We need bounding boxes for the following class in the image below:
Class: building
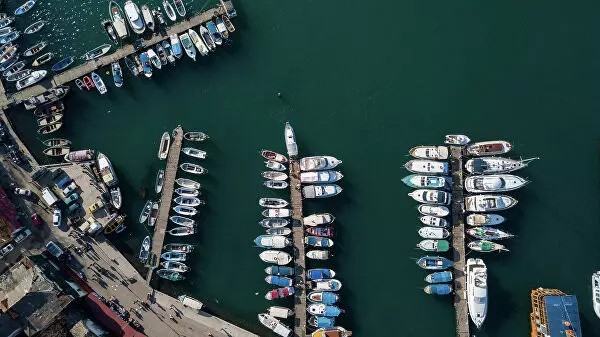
[0,184,19,242]
[530,288,582,337]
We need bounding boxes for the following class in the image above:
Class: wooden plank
[289,160,307,337]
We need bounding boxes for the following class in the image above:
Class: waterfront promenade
[289,159,307,337]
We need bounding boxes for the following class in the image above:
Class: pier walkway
[450,146,469,337]
[289,160,307,337]
[147,126,183,283]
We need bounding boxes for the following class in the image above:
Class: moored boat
[265,275,293,287]
[83,44,111,60]
[161,261,189,273]
[176,178,201,189]
[147,202,159,226]
[2,60,23,78]
[402,174,448,189]
[300,170,343,184]
[206,21,222,45]
[184,131,209,141]
[173,0,186,17]
[262,208,291,218]
[7,69,32,82]
[259,250,292,265]
[91,72,107,94]
[418,227,450,239]
[419,215,449,228]
[109,0,129,39]
[465,157,538,174]
[468,240,508,252]
[157,269,185,281]
[408,189,451,205]
[42,146,69,157]
[466,258,488,329]
[466,140,512,156]
[155,169,165,193]
[257,313,291,337]
[261,150,288,163]
[465,194,517,212]
[262,171,288,181]
[168,226,194,236]
[139,236,151,261]
[305,236,334,247]
[24,20,46,34]
[173,205,197,216]
[15,0,36,15]
[110,187,122,209]
[43,138,70,147]
[223,15,235,32]
[64,149,94,162]
[265,266,294,276]
[16,70,47,90]
[306,227,334,238]
[0,17,15,29]
[266,227,291,236]
[465,174,529,193]
[111,61,123,87]
[302,184,342,198]
[284,122,298,157]
[170,34,183,58]
[34,100,64,117]
[102,20,119,44]
[303,213,335,226]
[466,214,505,226]
[417,239,450,252]
[138,200,152,223]
[264,180,288,189]
[467,227,514,240]
[37,113,63,126]
[409,146,449,160]
[268,306,294,319]
[592,272,600,319]
[52,57,74,72]
[162,40,176,64]
[147,48,161,69]
[308,291,339,304]
[175,187,199,197]
[215,16,229,39]
[37,122,61,135]
[182,147,206,159]
[307,304,343,317]
[424,284,452,295]
[163,0,176,21]
[306,279,342,291]
[161,251,186,261]
[188,29,209,56]
[164,243,194,253]
[32,52,54,67]
[306,250,330,260]
[259,198,289,208]
[82,76,94,91]
[179,32,196,61]
[180,162,207,175]
[307,269,336,280]
[155,43,167,65]
[444,134,470,145]
[140,52,152,77]
[299,156,341,171]
[311,327,352,337]
[199,25,215,51]
[169,215,195,228]
[124,0,145,34]
[259,218,289,228]
[174,196,203,207]
[158,131,171,159]
[265,160,286,171]
[425,271,453,283]
[308,316,336,329]
[23,85,69,109]
[141,5,154,31]
[416,256,453,270]
[23,41,47,57]
[405,159,448,175]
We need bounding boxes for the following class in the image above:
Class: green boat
[402,174,448,189]
[157,269,185,281]
[468,240,508,253]
[417,239,450,252]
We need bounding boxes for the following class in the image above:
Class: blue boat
[265,266,294,276]
[254,235,290,249]
[139,52,152,78]
[206,21,223,46]
[0,31,19,45]
[402,174,448,189]
[307,279,342,291]
[416,256,453,270]
[424,284,452,295]
[111,61,123,88]
[425,271,453,283]
[307,304,343,317]
[161,251,186,261]
[15,0,36,15]
[265,275,293,287]
[170,34,183,58]
[161,40,176,64]
[307,269,335,280]
[0,57,18,72]
[305,236,334,248]
[51,57,74,72]
[307,291,339,304]
[308,316,335,329]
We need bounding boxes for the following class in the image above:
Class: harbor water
[6,0,600,335]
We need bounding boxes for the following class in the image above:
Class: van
[56,177,72,189]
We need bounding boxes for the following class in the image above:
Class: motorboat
[37,113,63,126]
[16,70,46,90]
[34,100,64,117]
[307,304,342,317]
[111,61,123,87]
[468,240,508,253]
[147,202,159,226]
[156,269,185,281]
[32,52,53,66]
[416,256,453,270]
[188,29,209,56]
[465,174,528,193]
[408,189,451,205]
[109,1,129,39]
[199,25,215,51]
[299,156,341,171]
[259,198,289,208]
[308,291,339,304]
[259,218,289,228]
[425,271,453,284]
[592,272,600,318]
[110,187,122,209]
[418,227,450,239]
[184,131,209,141]
[139,236,151,261]
[308,316,336,329]
[124,1,145,34]
[161,251,186,261]
[173,205,197,216]
[147,48,161,69]
[302,184,342,198]
[163,0,176,21]
[303,213,334,226]
[466,258,488,329]
[306,279,342,291]
[83,44,111,60]
[42,146,69,156]
[467,227,514,240]
[180,162,207,175]
[123,56,138,76]
[174,196,203,207]
[262,171,288,181]
[24,20,45,34]
[300,170,343,184]
[15,0,36,15]
[138,200,152,223]
[43,138,70,147]
[168,226,195,236]
[176,178,200,189]
[306,250,330,260]
[424,284,452,295]
[465,195,517,212]
[175,187,199,197]
[419,215,449,228]
[409,146,449,160]
[97,153,118,187]
[417,239,449,252]
[206,21,222,45]
[223,15,235,32]
[161,40,176,64]
[284,122,298,157]
[155,169,165,193]
[305,236,334,247]
[265,160,286,171]
[466,140,512,156]
[265,266,294,276]
[141,5,154,31]
[161,261,189,273]
[262,208,291,218]
[466,157,538,174]
[164,243,194,253]
[0,57,18,73]
[259,250,292,265]
[466,214,506,226]
[311,328,352,337]
[402,174,448,189]
[170,215,195,228]
[23,85,69,109]
[264,180,288,189]
[306,227,334,238]
[266,227,291,236]
[445,134,470,145]
[91,72,107,94]
[182,147,206,159]
[170,34,183,58]
[155,44,167,65]
[65,149,94,162]
[37,122,62,134]
[257,314,291,337]
[173,0,186,17]
[405,159,448,175]
[261,150,288,163]
[215,16,229,39]
[139,52,152,77]
[268,306,294,319]
[158,131,170,159]
[102,20,119,44]
[254,235,291,249]
[179,32,196,61]
[52,57,74,72]
[7,69,31,82]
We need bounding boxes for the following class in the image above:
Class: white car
[13,228,32,244]
[62,182,77,196]
[14,188,31,196]
[52,209,62,227]
[0,244,14,259]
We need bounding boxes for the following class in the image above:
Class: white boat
[124,1,145,34]
[466,140,512,156]
[408,189,451,205]
[266,227,292,236]
[445,134,470,145]
[593,272,600,319]
[255,235,290,249]
[409,146,449,160]
[179,32,196,61]
[259,198,289,208]
[109,1,129,38]
[162,0,176,21]
[259,218,289,228]
[175,187,199,197]
[465,195,517,212]
[417,205,450,217]
[170,215,195,228]
[16,70,47,90]
[264,180,288,189]
[299,156,342,171]
[180,162,207,175]
[168,226,195,236]
[466,157,538,175]
[178,295,203,310]
[258,313,291,337]
[155,169,164,193]
[262,171,288,181]
[268,306,294,319]
[303,213,335,227]
[419,215,448,228]
[174,196,203,207]
[110,187,122,209]
[173,205,197,216]
[161,261,189,273]
[188,29,209,56]
[302,184,342,199]
[266,161,286,171]
[147,202,159,226]
[262,208,291,218]
[300,170,343,184]
[97,152,118,187]
[176,178,201,189]
[158,131,170,159]
[418,227,450,239]
[259,250,292,265]
[404,160,448,175]
[183,131,209,141]
[141,5,154,31]
[466,214,505,226]
[147,48,161,69]
[465,174,528,193]
[306,250,329,260]
[284,122,298,157]
[199,25,215,51]
[182,147,206,159]
[466,258,488,329]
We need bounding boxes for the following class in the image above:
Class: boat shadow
[482,272,516,333]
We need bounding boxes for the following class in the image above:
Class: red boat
[82,76,95,91]
[306,227,334,238]
[261,150,288,164]
[265,286,295,300]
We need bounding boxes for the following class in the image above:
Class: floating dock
[289,159,307,337]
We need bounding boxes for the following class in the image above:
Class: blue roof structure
[544,295,582,337]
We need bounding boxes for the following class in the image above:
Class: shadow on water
[483,272,516,333]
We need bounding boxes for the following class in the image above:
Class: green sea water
[6,0,600,335]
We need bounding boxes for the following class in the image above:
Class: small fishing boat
[265,161,286,171]
[467,227,514,240]
[265,275,293,287]
[466,140,512,156]
[311,328,352,337]
[259,250,292,265]
[82,76,94,90]
[402,174,448,189]
[37,113,63,126]
[124,0,145,34]
[7,69,31,82]
[147,202,159,226]
[466,258,488,329]
[43,138,70,147]
[307,269,336,280]
[176,178,201,189]
[175,187,199,197]
[0,57,18,72]
[23,85,69,109]
[409,146,449,160]
[102,20,119,44]
[157,269,185,281]
[91,72,107,94]
[303,213,335,226]
[468,240,509,253]
[37,122,62,134]
[206,21,222,45]
[184,131,209,141]
[305,236,334,247]
[417,239,450,252]
[465,157,538,174]
[161,261,189,273]
[302,184,342,198]
[83,44,111,60]
[417,205,450,217]
[308,291,339,304]
[15,0,36,15]
[170,215,195,228]
[34,100,64,117]
[155,169,165,193]
[259,218,289,228]
[147,48,161,69]
[444,134,471,145]
[199,25,215,51]
[262,171,288,181]
[163,0,176,21]
[264,180,288,189]
[152,9,165,26]
[418,227,450,239]
[173,205,197,216]
[141,5,154,31]
[182,147,206,159]
[16,70,47,90]
[306,279,342,291]
[161,251,186,261]
[188,29,209,56]
[306,250,330,260]
[425,271,453,283]
[24,20,45,35]
[416,256,453,270]
[266,227,292,236]
[161,40,176,64]
[0,17,15,29]
[0,44,17,61]
[265,287,295,301]
[405,159,448,175]
[111,61,123,87]
[257,314,292,337]
[138,200,152,223]
[168,226,195,236]
[262,208,291,218]
[173,0,186,17]
[268,306,294,319]
[424,284,452,295]
[465,194,517,212]
[306,227,334,238]
[308,316,336,329]
[32,52,54,67]
[215,16,229,39]
[109,187,122,209]
[223,15,235,32]
[97,152,119,187]
[42,146,69,157]
[164,243,194,253]
[261,150,288,163]
[180,162,207,175]
[75,79,85,90]
[300,170,343,184]
[170,34,183,58]
[465,174,529,193]
[64,149,94,162]
[158,131,171,159]
[155,44,167,65]
[307,304,343,317]
[0,27,15,37]
[123,56,138,76]
[408,189,451,205]
[259,198,289,209]
[140,52,152,77]
[466,214,506,226]
[109,0,129,39]
[419,215,449,228]
[139,236,151,261]
[179,32,196,61]
[52,57,74,72]
[592,272,600,318]
[174,196,203,207]
[265,266,294,276]
[299,156,342,171]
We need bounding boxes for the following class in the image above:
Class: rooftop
[545,295,581,337]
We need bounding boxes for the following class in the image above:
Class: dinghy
[147,202,159,226]
[466,157,538,174]
[303,213,335,226]
[262,171,288,181]
[110,187,122,209]
[173,205,197,216]
[257,313,292,337]
[408,189,451,205]
[75,79,85,90]
[173,0,186,16]
[307,269,336,280]
[466,140,512,156]
[168,226,194,236]
[179,32,196,61]
[157,269,185,281]
[444,134,470,145]
[307,304,343,317]
[425,271,453,283]
[465,174,529,193]
[467,227,514,240]
[465,194,517,212]
[259,218,289,228]
[466,258,488,329]
[306,279,342,291]
[300,170,343,183]
[163,0,176,21]
[265,275,293,287]
[306,227,334,238]
[265,160,286,171]
[265,287,295,301]
[265,266,294,276]
[83,44,111,60]
[161,261,189,273]
[266,227,291,236]
[175,187,199,197]
[155,169,165,193]
[468,240,508,252]
[418,227,450,239]
[37,113,63,126]
[424,284,452,295]
[308,316,336,329]
[15,0,36,15]
[259,198,289,208]
[254,235,291,248]
[176,178,201,189]
[139,236,151,261]
[182,147,206,159]
[138,200,152,223]
[180,162,207,175]
[308,291,339,304]
[417,239,450,252]
[466,214,505,226]
[42,146,69,157]
[51,57,74,72]
[169,215,195,228]
[264,180,288,189]
[261,150,288,163]
[305,236,334,247]
[419,215,449,228]
[404,160,448,175]
[416,256,453,270]
[37,122,62,134]
[259,250,292,265]
[161,251,186,261]
[163,243,194,253]
[184,131,209,141]
[409,146,449,160]
[174,196,203,207]
[299,156,342,171]
[302,184,342,198]
[402,174,448,189]
[199,25,215,51]
[43,138,70,147]
[268,306,294,319]
[262,208,291,218]
[306,250,330,260]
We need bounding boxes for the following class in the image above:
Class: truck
[41,187,59,206]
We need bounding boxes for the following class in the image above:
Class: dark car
[31,213,43,226]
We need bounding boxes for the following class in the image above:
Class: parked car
[0,243,14,259]
[14,187,31,196]
[87,199,104,213]
[52,209,62,227]
[13,228,32,244]
[65,193,79,205]
[62,182,77,196]
[45,241,64,259]
[31,213,43,226]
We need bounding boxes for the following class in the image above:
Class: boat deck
[289,159,307,337]
[450,146,470,337]
[146,125,183,283]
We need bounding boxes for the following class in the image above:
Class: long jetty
[0,6,225,109]
[146,125,183,283]
[289,160,307,336]
[450,146,469,337]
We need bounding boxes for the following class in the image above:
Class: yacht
[592,271,600,318]
[466,258,488,329]
[465,174,528,193]
[124,0,145,34]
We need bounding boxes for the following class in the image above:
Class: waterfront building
[530,288,582,337]
[0,184,19,242]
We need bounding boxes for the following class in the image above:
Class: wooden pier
[146,125,183,283]
[289,160,307,337]
[449,146,470,337]
[0,6,225,109]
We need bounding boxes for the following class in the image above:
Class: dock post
[289,160,307,336]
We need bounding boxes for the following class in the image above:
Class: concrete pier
[289,160,307,337]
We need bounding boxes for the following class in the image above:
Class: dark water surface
[6,0,600,335]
